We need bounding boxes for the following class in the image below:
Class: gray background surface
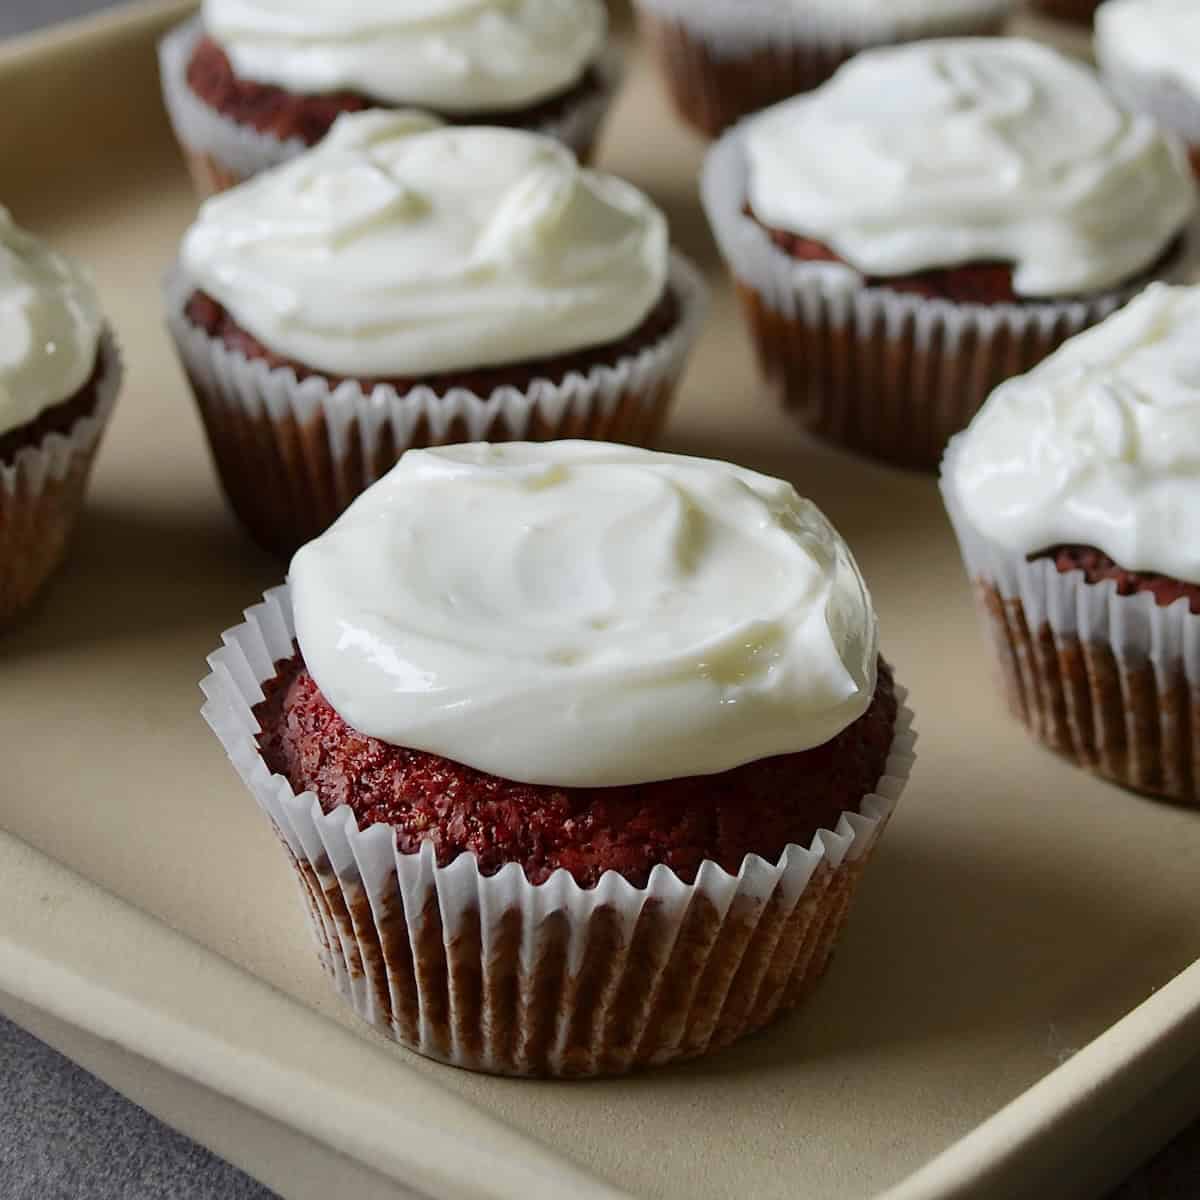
[0,1,1196,1197]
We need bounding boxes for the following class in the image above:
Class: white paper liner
[941,434,1200,801]
[158,16,624,196]
[701,128,1200,468]
[1099,61,1200,153]
[0,332,122,627]
[164,252,708,555]
[200,584,916,1076]
[633,0,1013,58]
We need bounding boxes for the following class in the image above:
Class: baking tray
[2,3,1199,1198]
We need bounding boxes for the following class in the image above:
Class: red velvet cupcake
[0,208,121,630]
[703,38,1197,470]
[634,0,1013,138]
[943,283,1200,804]
[203,442,916,1076]
[166,113,706,556]
[159,1,620,197]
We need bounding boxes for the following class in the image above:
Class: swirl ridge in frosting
[0,207,102,438]
[179,111,670,377]
[744,38,1197,298]
[289,441,880,787]
[950,283,1200,583]
[202,0,607,112]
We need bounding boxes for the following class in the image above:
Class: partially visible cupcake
[635,0,1013,138]
[0,208,120,630]
[202,441,916,1076]
[1097,1,1200,178]
[159,0,619,197]
[702,38,1198,471]
[166,112,706,557]
[942,283,1200,803]
[1032,0,1102,24]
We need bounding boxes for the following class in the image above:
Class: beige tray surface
[2,4,1200,1199]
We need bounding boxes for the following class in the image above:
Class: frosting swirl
[950,283,1200,584]
[179,112,669,378]
[1096,1,1200,101]
[744,39,1197,298]
[802,0,1002,16]
[290,442,880,788]
[0,207,102,439]
[202,0,607,112]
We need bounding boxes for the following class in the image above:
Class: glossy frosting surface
[797,0,1006,19]
[290,442,880,787]
[744,38,1197,298]
[0,207,102,438]
[203,0,607,112]
[180,112,669,377]
[951,283,1200,583]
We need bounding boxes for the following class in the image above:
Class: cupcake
[201,441,916,1076]
[635,0,1013,139]
[942,283,1200,803]
[0,208,120,630]
[702,38,1198,471]
[1097,1,1200,178]
[159,0,619,197]
[165,111,706,557]
[1032,0,1102,24]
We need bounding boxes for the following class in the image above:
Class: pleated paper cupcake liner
[0,332,121,631]
[635,0,1011,137]
[702,130,1200,471]
[164,254,707,557]
[200,583,916,1077]
[1098,62,1200,178]
[941,436,1200,803]
[158,17,624,199]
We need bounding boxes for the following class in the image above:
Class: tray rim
[3,2,1200,1198]
[5,816,1200,1200]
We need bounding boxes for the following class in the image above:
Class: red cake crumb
[255,653,898,888]
[1037,545,1200,614]
[183,287,681,394]
[750,212,1183,305]
[0,351,103,468]
[186,35,603,145]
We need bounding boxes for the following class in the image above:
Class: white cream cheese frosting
[801,0,1000,15]
[744,38,1197,299]
[1096,1,1200,102]
[203,0,607,113]
[950,283,1200,584]
[179,111,670,378]
[289,441,880,788]
[0,207,103,439]
[780,0,1010,29]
